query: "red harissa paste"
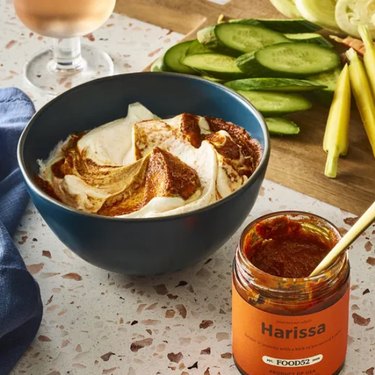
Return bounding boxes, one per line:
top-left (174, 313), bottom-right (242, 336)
top-left (244, 216), bottom-right (336, 278)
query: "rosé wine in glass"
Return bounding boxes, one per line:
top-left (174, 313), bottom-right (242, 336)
top-left (13, 0), bottom-right (116, 95)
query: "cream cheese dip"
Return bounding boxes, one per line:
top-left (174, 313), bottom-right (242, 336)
top-left (38, 103), bottom-right (261, 218)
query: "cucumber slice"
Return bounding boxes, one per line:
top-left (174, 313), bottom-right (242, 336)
top-left (201, 75), bottom-right (226, 83)
top-left (284, 32), bottom-right (333, 48)
top-left (163, 40), bottom-right (198, 74)
top-left (256, 18), bottom-right (321, 33)
top-left (269, 0), bottom-right (302, 18)
top-left (255, 42), bottom-right (340, 76)
top-left (197, 25), bottom-right (222, 50)
top-left (308, 69), bottom-right (340, 91)
top-left (226, 77), bottom-right (326, 91)
top-left (229, 18), bottom-right (320, 33)
top-left (228, 19), bottom-right (261, 27)
top-left (215, 23), bottom-right (290, 53)
top-left (182, 53), bottom-right (245, 79)
top-left (197, 25), bottom-right (242, 55)
top-left (335, 0), bottom-right (375, 38)
top-left (236, 52), bottom-right (274, 76)
top-left (295, 0), bottom-right (340, 32)
top-left (265, 117), bottom-right (301, 135)
top-left (308, 68), bottom-right (341, 104)
top-left (187, 39), bottom-right (214, 55)
top-left (237, 90), bottom-right (312, 115)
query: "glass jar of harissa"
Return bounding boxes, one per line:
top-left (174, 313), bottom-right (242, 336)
top-left (232, 212), bottom-right (350, 375)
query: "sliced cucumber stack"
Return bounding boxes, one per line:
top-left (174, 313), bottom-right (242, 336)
top-left (151, 17), bottom-right (342, 136)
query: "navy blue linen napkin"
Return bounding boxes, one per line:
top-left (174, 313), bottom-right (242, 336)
top-left (0, 88), bottom-right (43, 375)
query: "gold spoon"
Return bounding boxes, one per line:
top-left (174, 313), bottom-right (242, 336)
top-left (310, 201), bottom-right (375, 277)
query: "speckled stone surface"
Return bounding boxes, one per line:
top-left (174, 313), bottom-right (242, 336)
top-left (10, 183), bottom-right (375, 375)
top-left (1, 1), bottom-right (374, 374)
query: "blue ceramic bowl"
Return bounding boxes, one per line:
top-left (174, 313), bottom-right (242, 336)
top-left (18, 72), bottom-right (270, 275)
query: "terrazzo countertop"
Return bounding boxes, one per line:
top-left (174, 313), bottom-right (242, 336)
top-left (1, 1), bottom-right (374, 374)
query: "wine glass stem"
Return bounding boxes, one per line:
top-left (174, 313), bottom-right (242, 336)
top-left (51, 37), bottom-right (85, 72)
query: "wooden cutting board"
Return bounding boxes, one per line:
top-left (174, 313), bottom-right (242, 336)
top-left (115, 0), bottom-right (375, 216)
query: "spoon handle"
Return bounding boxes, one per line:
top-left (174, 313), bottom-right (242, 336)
top-left (310, 201), bottom-right (375, 277)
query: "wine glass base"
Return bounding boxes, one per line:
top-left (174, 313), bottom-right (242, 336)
top-left (24, 44), bottom-right (114, 96)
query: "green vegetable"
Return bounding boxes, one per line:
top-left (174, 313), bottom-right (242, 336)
top-left (256, 18), bottom-right (320, 33)
top-left (265, 117), bottom-right (301, 135)
top-left (235, 52), bottom-right (273, 76)
top-left (230, 18), bottom-right (320, 33)
top-left (284, 32), bottom-right (333, 48)
top-left (254, 42), bottom-right (340, 76)
top-left (307, 69), bottom-right (341, 104)
top-left (214, 23), bottom-right (290, 53)
top-left (152, 17), bottom-right (338, 133)
top-left (182, 53), bottom-right (245, 79)
top-left (225, 77), bottom-right (325, 91)
top-left (163, 40), bottom-right (198, 74)
top-left (186, 39), bottom-right (214, 55)
top-left (201, 75), bottom-right (226, 83)
top-left (197, 26), bottom-right (223, 51)
top-left (237, 90), bottom-right (312, 115)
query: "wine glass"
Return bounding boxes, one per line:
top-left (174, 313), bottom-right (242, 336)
top-left (13, 0), bottom-right (116, 95)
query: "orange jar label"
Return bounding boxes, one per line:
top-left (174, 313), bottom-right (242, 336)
top-left (232, 284), bottom-right (349, 375)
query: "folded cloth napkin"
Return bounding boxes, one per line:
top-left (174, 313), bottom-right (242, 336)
top-left (0, 88), bottom-right (43, 375)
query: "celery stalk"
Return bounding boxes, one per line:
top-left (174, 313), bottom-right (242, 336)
top-left (358, 25), bottom-right (375, 98)
top-left (346, 48), bottom-right (375, 158)
top-left (323, 64), bottom-right (351, 178)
